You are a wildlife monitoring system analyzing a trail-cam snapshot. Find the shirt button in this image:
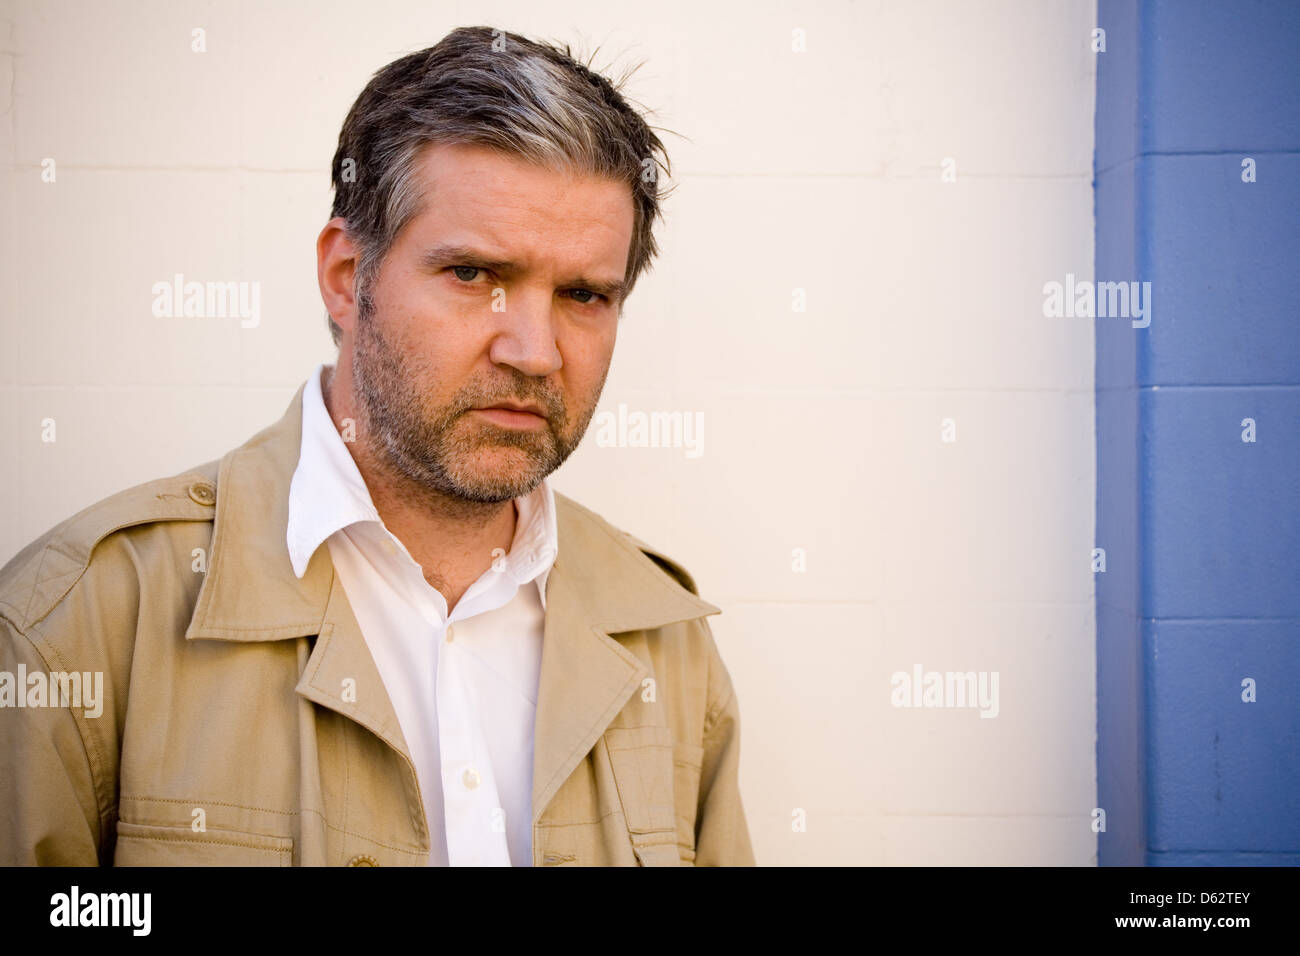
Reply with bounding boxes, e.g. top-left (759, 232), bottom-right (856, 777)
top-left (462, 768), bottom-right (480, 790)
top-left (445, 625), bottom-right (455, 642)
